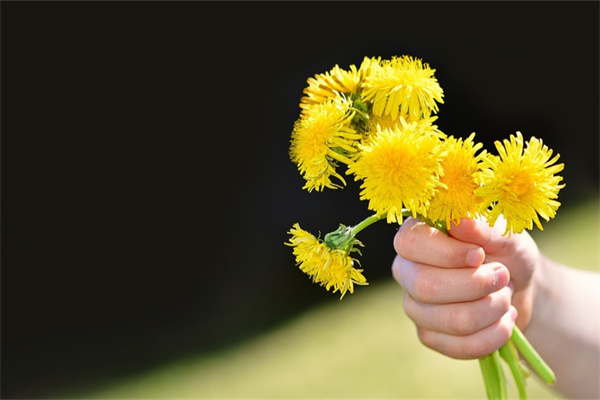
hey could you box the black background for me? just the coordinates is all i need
[2,1,598,398]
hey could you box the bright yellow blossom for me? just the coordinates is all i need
[290,97,362,191]
[300,64,361,115]
[427,133,487,228]
[285,223,368,299]
[476,131,565,235]
[299,56,381,115]
[361,55,444,122]
[347,119,445,224]
[363,115,447,143]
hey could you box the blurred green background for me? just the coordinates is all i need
[61,198,597,399]
[2,1,598,399]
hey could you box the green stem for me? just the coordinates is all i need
[421,215,448,234]
[494,350,508,400]
[511,325,556,385]
[479,350,507,400]
[349,213,386,237]
[349,209,414,237]
[479,354,497,400]
[499,339,527,400]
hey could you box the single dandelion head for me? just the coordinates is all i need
[426,133,487,228]
[285,223,368,299]
[300,61,365,115]
[475,131,565,235]
[290,96,363,192]
[347,119,445,224]
[299,56,382,132]
[361,55,444,122]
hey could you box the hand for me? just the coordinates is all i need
[391,216,542,359]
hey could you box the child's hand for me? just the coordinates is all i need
[391,216,541,359]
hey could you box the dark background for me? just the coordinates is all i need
[2,1,598,398]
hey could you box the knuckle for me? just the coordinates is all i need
[402,294,421,322]
[416,326,433,347]
[394,228,416,257]
[391,256,403,282]
[410,270,439,303]
[447,309,478,336]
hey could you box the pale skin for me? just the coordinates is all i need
[391,216,600,399]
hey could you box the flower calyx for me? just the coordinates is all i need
[323,224,364,255]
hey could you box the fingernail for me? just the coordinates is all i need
[493,265,510,288]
[466,247,485,267]
[509,306,518,322]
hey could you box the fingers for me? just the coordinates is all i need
[404,285,515,336]
[391,255,510,304]
[416,306,518,360]
[394,218,485,269]
[449,216,539,292]
[392,216,527,360]
[391,252,515,359]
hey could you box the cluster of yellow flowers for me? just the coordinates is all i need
[285,54,562,400]
[286,55,564,299]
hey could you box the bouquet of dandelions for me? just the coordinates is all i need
[285,55,564,399]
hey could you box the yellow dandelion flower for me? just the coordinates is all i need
[290,97,362,192]
[357,55,382,70]
[285,223,368,299]
[299,56,381,115]
[475,131,565,235]
[347,119,445,224]
[427,133,487,228]
[300,64,361,114]
[361,55,444,121]
[364,115,446,142]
